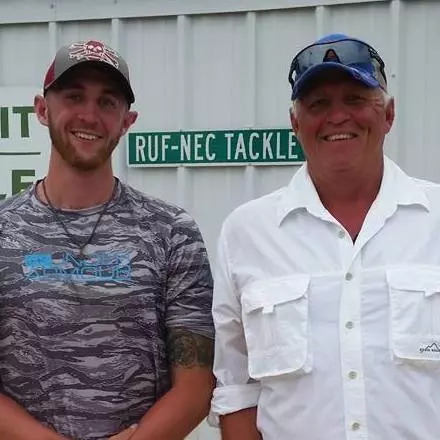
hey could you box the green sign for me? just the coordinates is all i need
[0,87,49,200]
[128,129,304,167]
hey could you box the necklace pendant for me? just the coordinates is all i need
[41,178,118,257]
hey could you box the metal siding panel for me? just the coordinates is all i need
[189,13,249,129]
[120,16,182,245]
[184,167,252,260]
[0,0,55,24]
[254,164,299,198]
[56,20,112,46]
[128,167,180,205]
[255,8,317,126]
[0,0,390,24]
[113,17,179,188]
[324,1,391,37]
[0,23,49,86]
[398,0,440,182]
[123,17,179,130]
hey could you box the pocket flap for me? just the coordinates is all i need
[241,275,310,314]
[387,267,440,297]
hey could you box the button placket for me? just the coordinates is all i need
[339,256,368,439]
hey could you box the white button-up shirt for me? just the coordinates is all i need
[210,157,440,440]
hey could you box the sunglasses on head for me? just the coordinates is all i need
[288,38,387,94]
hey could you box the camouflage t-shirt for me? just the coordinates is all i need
[0,180,214,440]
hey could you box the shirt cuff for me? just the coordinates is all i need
[208,383,261,427]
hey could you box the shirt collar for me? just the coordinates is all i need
[277,156,430,226]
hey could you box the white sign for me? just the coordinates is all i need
[0,88,49,200]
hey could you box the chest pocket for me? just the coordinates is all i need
[387,267,440,363]
[240,275,311,379]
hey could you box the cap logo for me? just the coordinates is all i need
[323,49,340,63]
[68,40,119,69]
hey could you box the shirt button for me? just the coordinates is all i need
[338,230,345,238]
[348,371,357,380]
[351,422,361,431]
[345,272,353,281]
[345,321,354,329]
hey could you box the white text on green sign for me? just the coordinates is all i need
[128,129,304,166]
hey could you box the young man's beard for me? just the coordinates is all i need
[48,120,119,172]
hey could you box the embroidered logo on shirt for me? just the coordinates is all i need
[419,342,440,354]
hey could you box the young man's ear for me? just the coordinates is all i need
[34,95,49,127]
[121,110,138,135]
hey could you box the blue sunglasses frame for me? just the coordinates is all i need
[288,38,387,94]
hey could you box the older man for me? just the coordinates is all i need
[210,33,440,440]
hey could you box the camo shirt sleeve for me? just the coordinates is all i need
[165,209,214,340]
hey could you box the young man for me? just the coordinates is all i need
[211,34,440,439]
[0,40,214,440]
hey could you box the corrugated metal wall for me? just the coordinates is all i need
[1,1,440,438]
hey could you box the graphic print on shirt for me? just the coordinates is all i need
[23,250,131,282]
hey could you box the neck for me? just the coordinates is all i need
[39,161,116,210]
[309,159,384,238]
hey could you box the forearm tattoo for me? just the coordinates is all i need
[167,328,214,368]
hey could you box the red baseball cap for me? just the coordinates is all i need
[43,40,135,104]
